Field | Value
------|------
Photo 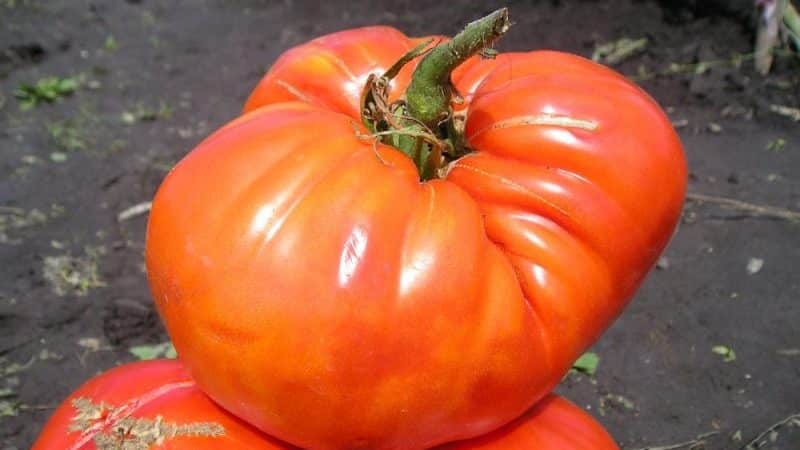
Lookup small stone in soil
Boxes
[746,258,763,275]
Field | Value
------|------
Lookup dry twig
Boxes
[631,431,719,450]
[741,412,800,449]
[117,201,152,222]
[686,192,800,221]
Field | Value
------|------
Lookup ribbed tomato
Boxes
[31,360,290,450]
[146,20,684,450]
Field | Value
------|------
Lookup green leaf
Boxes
[15,76,78,110]
[712,345,736,362]
[164,343,177,359]
[571,352,600,376]
[129,342,177,360]
[129,344,161,360]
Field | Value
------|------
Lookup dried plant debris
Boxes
[686,192,800,221]
[632,51,759,82]
[671,118,689,129]
[42,246,106,296]
[787,1,800,48]
[756,0,800,73]
[117,201,152,222]
[777,348,800,356]
[592,37,648,65]
[1,355,36,377]
[742,413,800,449]
[766,137,787,151]
[770,104,800,121]
[597,393,636,416]
[70,397,224,450]
[77,337,104,352]
[631,431,719,450]
[50,151,68,162]
[120,101,172,124]
[0,204,64,245]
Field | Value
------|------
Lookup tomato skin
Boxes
[31,360,293,450]
[147,26,684,450]
[243,27,422,118]
[443,395,618,450]
[32,358,617,450]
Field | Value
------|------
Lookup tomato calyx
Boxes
[359,8,510,181]
[358,39,451,179]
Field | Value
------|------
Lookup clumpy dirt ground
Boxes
[1,0,799,448]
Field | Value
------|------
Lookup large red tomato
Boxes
[146,21,685,450]
[31,360,291,449]
[443,395,618,450]
[32,359,618,450]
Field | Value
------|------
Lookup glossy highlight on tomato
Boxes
[146,24,686,450]
[32,360,292,450]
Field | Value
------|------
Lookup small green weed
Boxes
[15,76,78,110]
[103,35,117,52]
[46,119,87,151]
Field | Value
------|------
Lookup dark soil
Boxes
[2,1,799,448]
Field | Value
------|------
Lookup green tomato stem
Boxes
[358,8,510,180]
[405,8,509,129]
